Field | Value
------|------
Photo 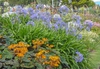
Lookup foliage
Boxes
[62,0,95,7]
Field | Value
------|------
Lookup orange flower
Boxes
[41,54,46,59]
[8,42,29,58]
[49,56,60,67]
[17,53,24,58]
[35,50,46,59]
[32,39,45,48]
[18,42,29,47]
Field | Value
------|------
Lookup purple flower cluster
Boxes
[75,51,84,62]
[77,34,82,39]
[72,15,83,31]
[36,4,44,9]
[26,21,34,26]
[72,14,82,24]
[84,20,93,31]
[8,5,93,38]
[59,5,69,15]
[28,8,35,15]
[53,14,62,21]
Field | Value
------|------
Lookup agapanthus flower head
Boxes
[84,20,93,28]
[14,5,22,12]
[27,7,35,15]
[36,4,44,9]
[21,8,28,15]
[27,21,35,26]
[72,14,82,24]
[30,13,38,20]
[75,51,84,62]
[39,12,51,23]
[77,34,82,39]
[72,15,81,20]
[53,24,59,30]
[69,28,77,36]
[56,20,66,29]
[59,5,69,15]
[53,14,62,21]
[84,20,93,31]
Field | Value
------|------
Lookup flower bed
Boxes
[0,5,96,69]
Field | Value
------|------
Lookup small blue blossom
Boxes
[39,12,51,23]
[72,15,82,24]
[69,28,77,36]
[36,4,44,9]
[28,8,35,15]
[84,20,93,28]
[14,5,23,14]
[75,51,84,62]
[59,5,69,15]
[56,20,66,29]
[30,13,38,20]
[53,14,62,21]
[21,9,28,15]
[14,5,22,11]
[53,24,59,30]
[84,20,93,31]
[26,21,34,26]
[77,34,82,39]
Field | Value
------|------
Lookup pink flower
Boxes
[93,22,100,27]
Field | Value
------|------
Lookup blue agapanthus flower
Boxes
[72,14,82,24]
[36,4,44,9]
[56,20,66,29]
[77,34,82,39]
[84,20,93,31]
[59,5,69,15]
[53,14,62,21]
[28,8,35,15]
[26,21,34,26]
[75,51,84,62]
[53,24,59,30]
[21,9,28,15]
[30,13,38,20]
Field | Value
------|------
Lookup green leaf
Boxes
[2,49,13,59]
[22,57,31,63]
[36,63,44,69]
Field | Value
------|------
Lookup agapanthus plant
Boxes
[75,51,84,62]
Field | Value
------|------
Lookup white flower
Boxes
[2,12,16,17]
[53,14,61,19]
[4,1,9,6]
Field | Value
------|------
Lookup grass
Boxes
[91,44,100,69]
[90,27,100,69]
